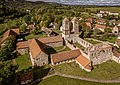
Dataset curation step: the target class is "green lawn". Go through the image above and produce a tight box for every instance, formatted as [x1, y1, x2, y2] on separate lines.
[33, 65, 55, 80]
[85, 39, 101, 44]
[46, 46, 71, 54]
[54, 61, 120, 80]
[87, 7, 120, 14]
[16, 54, 32, 72]
[38, 75, 120, 85]
[25, 32, 47, 40]
[74, 43, 85, 50]
[106, 36, 117, 43]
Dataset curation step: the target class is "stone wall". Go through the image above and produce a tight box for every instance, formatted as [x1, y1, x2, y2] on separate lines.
[88, 47, 112, 65]
[34, 52, 48, 66]
[17, 48, 29, 55]
[112, 56, 120, 63]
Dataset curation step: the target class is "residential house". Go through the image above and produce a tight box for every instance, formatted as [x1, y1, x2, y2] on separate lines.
[94, 24, 106, 32]
[95, 18, 106, 25]
[85, 22, 92, 29]
[16, 41, 29, 55]
[42, 28, 58, 37]
[1, 28, 20, 45]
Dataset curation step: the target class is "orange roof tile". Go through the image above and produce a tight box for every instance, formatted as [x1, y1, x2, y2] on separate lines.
[1, 28, 20, 43]
[17, 41, 29, 49]
[51, 49, 81, 63]
[29, 39, 47, 59]
[94, 24, 106, 29]
[85, 22, 92, 28]
[76, 54, 91, 68]
[38, 35, 63, 44]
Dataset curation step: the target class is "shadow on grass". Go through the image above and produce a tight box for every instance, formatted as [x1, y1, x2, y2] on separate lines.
[33, 66, 51, 80]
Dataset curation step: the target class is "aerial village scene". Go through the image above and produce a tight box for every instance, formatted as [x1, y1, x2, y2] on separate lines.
[1, 0, 120, 85]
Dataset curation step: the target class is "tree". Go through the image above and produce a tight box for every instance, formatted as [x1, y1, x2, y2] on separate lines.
[23, 15, 31, 24]
[93, 29, 103, 34]
[20, 24, 27, 33]
[0, 61, 16, 84]
[104, 28, 112, 33]
[0, 36, 15, 61]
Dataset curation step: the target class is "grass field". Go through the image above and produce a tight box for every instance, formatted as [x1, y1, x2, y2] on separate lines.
[38, 75, 120, 85]
[46, 46, 71, 54]
[74, 43, 85, 50]
[54, 61, 120, 80]
[87, 7, 120, 14]
[25, 32, 47, 40]
[16, 54, 32, 72]
[106, 36, 117, 43]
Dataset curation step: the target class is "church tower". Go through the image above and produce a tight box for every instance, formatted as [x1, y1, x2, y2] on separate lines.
[71, 17, 79, 35]
[62, 18, 70, 39]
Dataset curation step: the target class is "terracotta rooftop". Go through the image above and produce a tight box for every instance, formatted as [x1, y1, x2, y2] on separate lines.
[94, 24, 106, 29]
[51, 49, 81, 63]
[1, 28, 20, 43]
[29, 38, 47, 59]
[20, 71, 33, 81]
[76, 54, 91, 68]
[85, 22, 92, 28]
[17, 41, 29, 49]
[38, 35, 63, 44]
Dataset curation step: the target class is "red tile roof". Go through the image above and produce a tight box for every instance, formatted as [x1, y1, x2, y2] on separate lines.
[51, 49, 81, 63]
[1, 28, 20, 43]
[17, 41, 29, 49]
[29, 39, 47, 58]
[85, 22, 92, 29]
[38, 35, 63, 44]
[76, 54, 91, 68]
[94, 24, 106, 29]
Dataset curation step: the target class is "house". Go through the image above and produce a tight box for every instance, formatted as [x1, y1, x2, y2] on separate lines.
[42, 27, 58, 37]
[95, 18, 106, 25]
[20, 71, 33, 85]
[96, 13, 103, 18]
[16, 41, 29, 55]
[51, 49, 81, 65]
[1, 28, 20, 44]
[38, 35, 63, 48]
[85, 22, 92, 29]
[29, 38, 48, 67]
[76, 54, 92, 72]
[27, 24, 35, 31]
[87, 18, 93, 23]
[94, 24, 106, 32]
[109, 12, 119, 16]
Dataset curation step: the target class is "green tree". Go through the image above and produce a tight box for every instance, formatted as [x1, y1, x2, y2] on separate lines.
[93, 29, 103, 35]
[104, 28, 112, 33]
[0, 36, 15, 61]
[20, 24, 27, 33]
[0, 61, 16, 84]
